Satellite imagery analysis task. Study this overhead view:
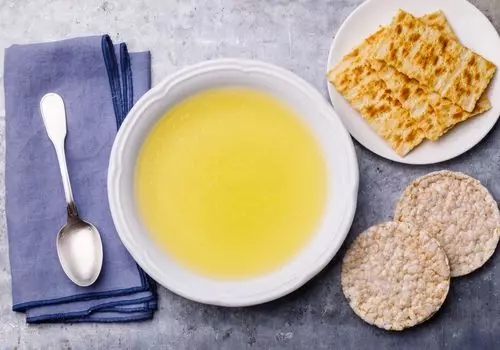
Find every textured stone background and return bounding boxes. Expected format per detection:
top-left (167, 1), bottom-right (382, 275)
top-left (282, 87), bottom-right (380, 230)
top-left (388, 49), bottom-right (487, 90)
top-left (0, 0), bottom-right (499, 349)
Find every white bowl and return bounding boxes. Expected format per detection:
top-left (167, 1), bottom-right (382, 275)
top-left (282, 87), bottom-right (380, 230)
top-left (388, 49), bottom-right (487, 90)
top-left (108, 59), bottom-right (358, 306)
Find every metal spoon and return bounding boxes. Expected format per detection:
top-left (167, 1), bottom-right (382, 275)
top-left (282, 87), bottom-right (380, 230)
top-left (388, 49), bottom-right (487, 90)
top-left (40, 93), bottom-right (103, 287)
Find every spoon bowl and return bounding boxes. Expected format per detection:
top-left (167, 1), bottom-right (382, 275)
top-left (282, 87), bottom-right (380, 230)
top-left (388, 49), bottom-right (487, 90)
top-left (57, 217), bottom-right (103, 287)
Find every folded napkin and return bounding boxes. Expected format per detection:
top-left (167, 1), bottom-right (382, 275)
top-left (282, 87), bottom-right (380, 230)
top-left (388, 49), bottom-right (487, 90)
top-left (4, 35), bottom-right (157, 323)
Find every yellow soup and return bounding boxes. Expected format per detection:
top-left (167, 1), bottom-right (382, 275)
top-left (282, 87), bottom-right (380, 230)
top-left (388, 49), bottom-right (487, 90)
top-left (135, 88), bottom-right (327, 279)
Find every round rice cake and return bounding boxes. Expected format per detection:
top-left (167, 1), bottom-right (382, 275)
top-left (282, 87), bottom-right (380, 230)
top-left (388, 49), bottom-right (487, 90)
top-left (341, 221), bottom-right (450, 331)
top-left (395, 170), bottom-right (500, 277)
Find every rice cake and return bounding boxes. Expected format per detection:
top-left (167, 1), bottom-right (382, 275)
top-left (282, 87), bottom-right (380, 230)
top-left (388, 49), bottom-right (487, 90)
top-left (374, 10), bottom-right (496, 112)
top-left (341, 221), bottom-right (450, 331)
top-left (395, 171), bottom-right (500, 277)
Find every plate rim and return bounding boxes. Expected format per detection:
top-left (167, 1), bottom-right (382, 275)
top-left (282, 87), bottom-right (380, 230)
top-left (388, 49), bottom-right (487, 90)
top-left (108, 58), bottom-right (359, 306)
top-left (326, 0), bottom-right (500, 165)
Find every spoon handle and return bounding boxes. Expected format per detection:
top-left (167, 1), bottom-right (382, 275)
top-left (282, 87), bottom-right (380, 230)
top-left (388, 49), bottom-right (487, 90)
top-left (40, 93), bottom-right (77, 217)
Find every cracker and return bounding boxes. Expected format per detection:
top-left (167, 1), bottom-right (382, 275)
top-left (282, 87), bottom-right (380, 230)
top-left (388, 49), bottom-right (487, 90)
top-left (341, 221), bottom-right (450, 331)
top-left (328, 29), bottom-right (426, 156)
top-left (327, 11), bottom-right (492, 155)
top-left (371, 60), bottom-right (491, 141)
top-left (369, 10), bottom-right (492, 140)
top-left (418, 10), bottom-right (457, 39)
top-left (329, 57), bottom-right (425, 156)
top-left (374, 10), bottom-right (496, 112)
top-left (395, 171), bottom-right (500, 277)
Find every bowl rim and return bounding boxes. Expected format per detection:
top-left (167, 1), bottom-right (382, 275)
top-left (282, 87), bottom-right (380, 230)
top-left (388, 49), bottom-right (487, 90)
top-left (108, 58), bottom-right (359, 306)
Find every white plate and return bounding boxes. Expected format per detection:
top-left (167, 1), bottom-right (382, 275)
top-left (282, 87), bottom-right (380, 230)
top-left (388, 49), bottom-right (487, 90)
top-left (108, 59), bottom-right (358, 306)
top-left (327, 0), bottom-right (500, 164)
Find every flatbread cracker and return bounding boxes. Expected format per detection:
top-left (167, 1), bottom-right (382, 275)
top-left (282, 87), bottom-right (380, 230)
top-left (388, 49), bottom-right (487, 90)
top-left (371, 59), bottom-right (491, 141)
top-left (328, 33), bottom-right (425, 156)
top-left (418, 10), bottom-right (456, 38)
top-left (407, 10), bottom-right (492, 131)
top-left (374, 10), bottom-right (496, 112)
top-left (341, 221), bottom-right (450, 331)
top-left (413, 11), bottom-right (492, 123)
top-left (395, 171), bottom-right (500, 277)
top-left (328, 11), bottom-right (491, 154)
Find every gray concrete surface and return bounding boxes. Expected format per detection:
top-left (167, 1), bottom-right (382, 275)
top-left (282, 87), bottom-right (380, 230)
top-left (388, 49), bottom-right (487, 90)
top-left (1, 0), bottom-right (500, 349)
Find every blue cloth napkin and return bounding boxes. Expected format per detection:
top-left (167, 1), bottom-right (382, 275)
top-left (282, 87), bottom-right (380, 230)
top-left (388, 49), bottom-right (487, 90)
top-left (4, 35), bottom-right (157, 323)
